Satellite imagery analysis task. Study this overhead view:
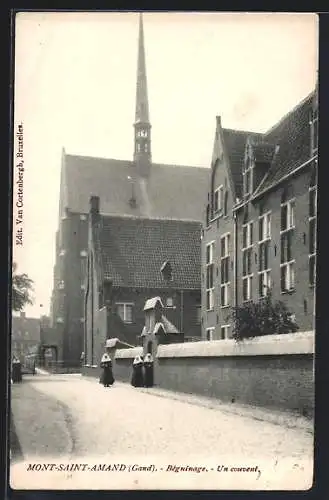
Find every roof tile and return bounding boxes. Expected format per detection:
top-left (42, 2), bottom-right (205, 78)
top-left (98, 216), bottom-right (202, 289)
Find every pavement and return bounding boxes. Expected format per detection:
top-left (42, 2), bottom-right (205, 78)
top-left (10, 372), bottom-right (314, 491)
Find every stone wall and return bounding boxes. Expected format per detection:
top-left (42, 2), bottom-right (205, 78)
top-left (82, 331), bottom-right (314, 416)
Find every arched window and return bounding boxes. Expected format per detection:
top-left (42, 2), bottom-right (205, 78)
top-left (206, 204), bottom-right (210, 227)
top-left (223, 191), bottom-right (228, 216)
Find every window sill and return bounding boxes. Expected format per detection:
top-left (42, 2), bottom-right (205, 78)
top-left (206, 308), bottom-right (214, 312)
top-left (281, 288), bottom-right (296, 295)
top-left (309, 284), bottom-right (315, 289)
top-left (220, 304), bottom-right (230, 309)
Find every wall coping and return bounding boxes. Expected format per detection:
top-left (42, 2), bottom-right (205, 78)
top-left (114, 331), bottom-right (314, 360)
top-left (115, 346), bottom-right (143, 359)
top-left (157, 331), bottom-right (314, 358)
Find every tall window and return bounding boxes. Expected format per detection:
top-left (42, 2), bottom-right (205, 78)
top-left (280, 195), bottom-right (295, 292)
top-left (242, 221), bottom-right (253, 301)
top-left (259, 210), bottom-right (271, 297)
top-left (220, 324), bottom-right (230, 339)
top-left (224, 190), bottom-right (229, 216)
top-left (214, 185), bottom-right (224, 214)
top-left (206, 242), bottom-right (215, 310)
top-left (206, 327), bottom-right (214, 341)
top-left (309, 170), bottom-right (317, 286)
top-left (220, 234), bottom-right (230, 307)
top-left (243, 156), bottom-right (253, 196)
top-left (116, 303), bottom-right (133, 323)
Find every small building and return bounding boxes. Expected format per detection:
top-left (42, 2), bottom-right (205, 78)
top-left (202, 87), bottom-right (318, 340)
top-left (84, 196), bottom-right (202, 367)
top-left (11, 312), bottom-right (40, 361)
top-left (140, 297), bottom-right (184, 353)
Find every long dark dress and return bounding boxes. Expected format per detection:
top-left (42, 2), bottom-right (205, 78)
top-left (12, 361), bottom-right (22, 383)
top-left (144, 361), bottom-right (154, 387)
top-left (131, 362), bottom-right (144, 387)
top-left (100, 360), bottom-right (114, 387)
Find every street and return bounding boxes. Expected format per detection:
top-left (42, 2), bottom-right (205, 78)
top-left (10, 373), bottom-right (314, 490)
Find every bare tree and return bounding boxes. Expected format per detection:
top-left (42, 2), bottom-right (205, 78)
top-left (12, 262), bottom-right (34, 312)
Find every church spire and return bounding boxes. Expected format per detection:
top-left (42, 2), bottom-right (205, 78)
top-left (134, 12), bottom-right (151, 176)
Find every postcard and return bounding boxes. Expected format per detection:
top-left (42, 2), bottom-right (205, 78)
top-left (10, 10), bottom-right (317, 492)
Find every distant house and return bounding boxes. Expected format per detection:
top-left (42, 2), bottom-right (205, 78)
top-left (11, 312), bottom-right (40, 361)
top-left (84, 196), bottom-right (202, 367)
top-left (50, 13), bottom-right (209, 367)
top-left (202, 87), bottom-right (318, 340)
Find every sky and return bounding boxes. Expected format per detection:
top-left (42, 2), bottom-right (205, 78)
top-left (12, 11), bottom-right (318, 318)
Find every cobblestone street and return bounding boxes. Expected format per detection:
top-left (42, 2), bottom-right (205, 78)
top-left (10, 373), bottom-right (314, 490)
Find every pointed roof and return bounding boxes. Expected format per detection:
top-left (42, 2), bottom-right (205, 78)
top-left (61, 153), bottom-right (209, 221)
top-left (135, 13), bottom-right (150, 125)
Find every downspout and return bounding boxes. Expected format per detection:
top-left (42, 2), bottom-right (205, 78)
top-left (91, 252), bottom-right (94, 366)
top-left (180, 290), bottom-right (184, 334)
top-left (84, 255), bottom-right (90, 365)
top-left (233, 212), bottom-right (238, 308)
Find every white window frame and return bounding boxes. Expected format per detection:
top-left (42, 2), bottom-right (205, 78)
top-left (242, 221), bottom-right (253, 302)
top-left (280, 199), bottom-right (295, 233)
top-left (58, 280), bottom-right (64, 289)
top-left (309, 183), bottom-right (317, 286)
top-left (206, 241), bottom-right (215, 311)
top-left (259, 269), bottom-right (271, 298)
top-left (220, 233), bottom-right (230, 307)
top-left (166, 297), bottom-right (174, 308)
top-left (116, 302), bottom-right (134, 324)
top-left (259, 211), bottom-right (271, 241)
top-left (206, 327), bottom-right (215, 341)
top-left (214, 185), bottom-right (224, 214)
top-left (220, 324), bottom-right (230, 340)
top-left (242, 274), bottom-right (253, 302)
top-left (258, 211), bottom-right (271, 297)
top-left (280, 261), bottom-right (295, 292)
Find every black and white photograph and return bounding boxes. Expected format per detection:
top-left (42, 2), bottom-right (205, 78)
top-left (10, 11), bottom-right (317, 491)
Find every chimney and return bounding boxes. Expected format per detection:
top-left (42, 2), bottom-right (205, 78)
top-left (20, 311), bottom-right (26, 319)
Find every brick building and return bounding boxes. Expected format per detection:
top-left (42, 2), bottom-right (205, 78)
top-left (85, 196), bottom-right (202, 366)
top-left (50, 14), bottom-right (208, 366)
top-left (11, 312), bottom-right (41, 361)
top-left (202, 87), bottom-right (318, 340)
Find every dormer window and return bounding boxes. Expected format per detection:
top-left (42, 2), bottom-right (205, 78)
top-left (214, 185), bottom-right (223, 214)
top-left (310, 107), bottom-right (318, 154)
top-left (243, 156), bottom-right (253, 196)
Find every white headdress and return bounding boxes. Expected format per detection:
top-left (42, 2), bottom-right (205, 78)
top-left (133, 355), bottom-right (143, 365)
top-left (101, 353), bottom-right (111, 363)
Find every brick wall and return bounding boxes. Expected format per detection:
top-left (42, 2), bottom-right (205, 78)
top-left (82, 331), bottom-right (314, 416)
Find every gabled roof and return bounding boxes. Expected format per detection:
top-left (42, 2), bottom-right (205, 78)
top-left (98, 215), bottom-right (202, 289)
top-left (62, 154), bottom-right (209, 222)
top-left (144, 297), bottom-right (164, 311)
top-left (222, 129), bottom-right (262, 199)
top-left (254, 92), bottom-right (315, 196)
top-left (222, 90), bottom-right (316, 201)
